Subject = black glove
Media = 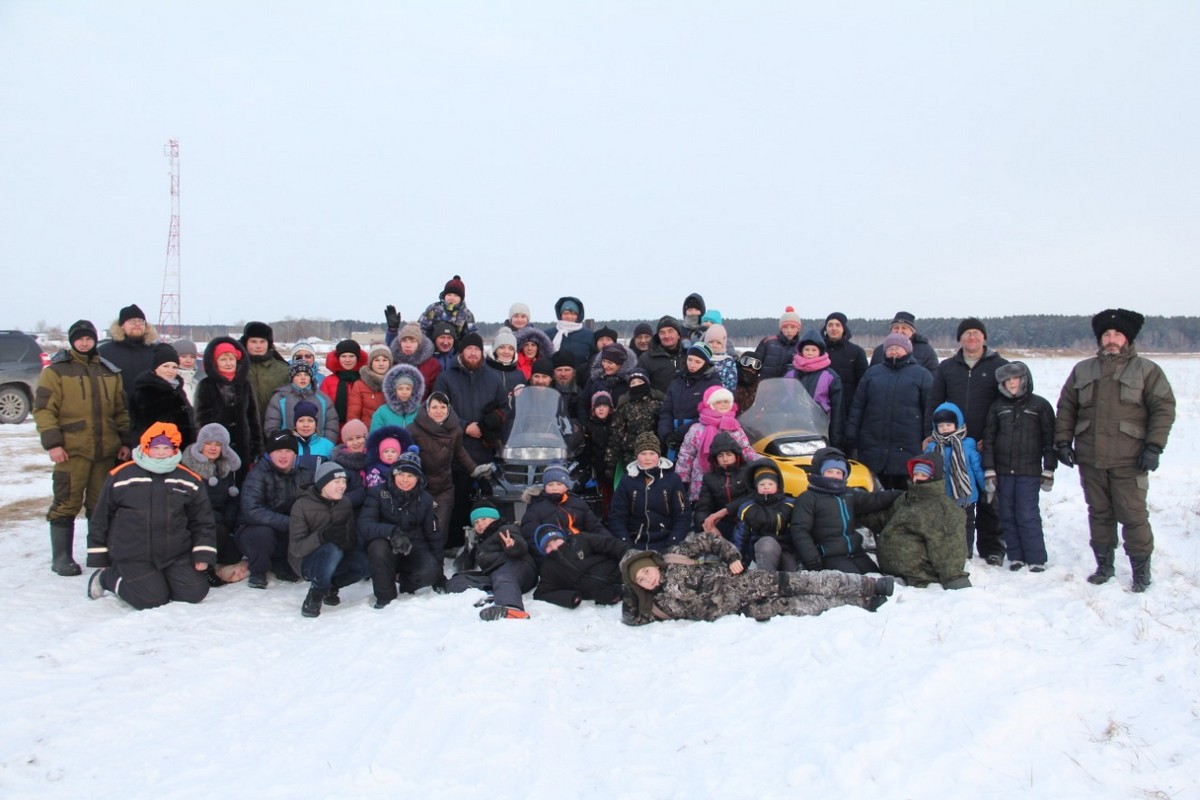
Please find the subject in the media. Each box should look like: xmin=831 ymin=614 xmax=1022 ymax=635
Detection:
xmin=664 ymin=431 xmax=683 ymax=453
xmin=1136 ymin=444 xmax=1162 ymax=473
xmin=384 ymin=304 xmax=401 ymax=330
xmin=389 ymin=531 xmax=413 ymax=555
xmin=1055 ymin=443 xmax=1076 ymax=469
xmin=432 ymin=573 xmax=449 ymax=593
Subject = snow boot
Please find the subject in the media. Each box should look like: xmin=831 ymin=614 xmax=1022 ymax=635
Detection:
xmin=871 ymin=576 xmax=895 ymax=597
xmin=1087 ymin=549 xmax=1116 ymax=585
xmin=1009 ymin=561 xmax=1026 ymax=572
xmin=1130 ymin=555 xmax=1152 ymax=593
xmin=323 ymin=587 xmax=341 ymax=606
xmin=248 ymin=573 xmax=268 ymax=589
xmin=87 ymin=568 xmax=108 ymax=599
xmin=301 ymin=588 xmax=326 ymax=617
xmin=479 ymin=605 xmax=529 ymax=621
xmin=866 ymin=594 xmax=889 ymax=612
xmin=50 ymin=519 xmax=82 ymax=576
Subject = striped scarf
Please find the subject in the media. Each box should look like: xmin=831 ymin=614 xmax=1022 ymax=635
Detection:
xmin=931 ymin=426 xmax=973 ymax=501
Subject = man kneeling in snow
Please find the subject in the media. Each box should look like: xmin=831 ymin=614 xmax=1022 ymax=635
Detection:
xmin=872 ymin=457 xmax=971 ymax=590
xmin=87 ymin=422 xmax=216 ymax=609
xmin=620 ymin=534 xmax=893 ymax=626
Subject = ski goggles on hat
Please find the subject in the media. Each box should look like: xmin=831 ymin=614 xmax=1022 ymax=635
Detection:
xmin=737 ymin=354 xmax=762 ymax=371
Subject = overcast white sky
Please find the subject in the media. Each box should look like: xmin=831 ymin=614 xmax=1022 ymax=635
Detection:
xmin=2 ymin=2 xmax=1196 ymax=331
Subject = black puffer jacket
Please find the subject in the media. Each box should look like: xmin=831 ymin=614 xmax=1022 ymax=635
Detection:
xmin=637 ymin=330 xmax=686 ymax=394
xmin=519 ymin=490 xmax=610 ymax=547
xmin=754 ymin=332 xmax=800 ymax=380
xmin=474 ymin=519 xmax=536 ymax=575
xmin=691 ymin=434 xmax=751 ymax=536
xmin=86 ymin=459 xmax=216 ymax=569
xmin=845 ymin=355 xmax=932 ymax=478
xmin=534 ymin=531 xmax=629 ymax=607
xmin=927 ymin=347 xmax=1009 ymax=439
xmin=288 ymin=487 xmax=357 ymax=575
xmin=236 ymin=455 xmax=314 ymax=534
xmin=609 ymin=461 xmax=690 ymax=552
xmin=790 ymin=470 xmax=900 ymax=570
xmin=870 ymin=334 xmax=939 ymax=376
xmin=357 ymin=482 xmax=440 ymax=556
xmin=728 ymin=461 xmax=795 ymax=565
xmin=129 ymin=370 xmax=195 ymax=448
xmin=657 ymin=367 xmax=721 ymax=444
xmin=983 ymin=368 xmax=1056 ymax=477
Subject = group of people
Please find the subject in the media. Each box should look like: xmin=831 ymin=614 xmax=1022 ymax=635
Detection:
xmin=33 ymin=284 xmax=1175 ymax=623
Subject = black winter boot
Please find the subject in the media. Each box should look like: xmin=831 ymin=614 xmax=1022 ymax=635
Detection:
xmin=871 ymin=576 xmax=895 ymax=597
xmin=50 ymin=519 xmax=82 ymax=576
xmin=1130 ymin=555 xmax=1152 ymax=593
xmin=1087 ymin=549 xmax=1116 ymax=585
xmin=301 ymin=588 xmax=325 ymax=617
xmin=323 ymin=587 xmax=341 ymax=606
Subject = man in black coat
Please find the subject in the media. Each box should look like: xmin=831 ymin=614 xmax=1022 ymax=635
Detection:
xmin=234 ymin=431 xmax=314 ymax=588
xmin=98 ymin=303 xmax=159 ymax=407
xmin=926 ymin=317 xmax=1009 ymax=564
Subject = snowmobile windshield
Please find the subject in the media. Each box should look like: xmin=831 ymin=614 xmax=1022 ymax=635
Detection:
xmin=502 ymin=386 xmax=567 ymax=461
xmin=738 ymin=378 xmax=829 ymax=443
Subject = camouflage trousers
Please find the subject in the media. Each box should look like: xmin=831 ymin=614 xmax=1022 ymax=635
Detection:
xmin=656 ymin=567 xmax=875 ymax=622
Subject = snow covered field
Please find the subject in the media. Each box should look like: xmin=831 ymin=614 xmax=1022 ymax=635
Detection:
xmin=1 ymin=357 xmax=1197 ymax=799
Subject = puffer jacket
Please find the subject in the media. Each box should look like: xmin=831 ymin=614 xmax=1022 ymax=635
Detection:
xmin=474 ymin=519 xmax=535 ymax=575
xmin=790 ymin=474 xmax=900 ymax=571
xmin=875 ymin=474 xmax=969 ymax=589
xmin=692 ymin=446 xmax=752 ymax=537
xmin=753 ymin=331 xmax=800 ymax=380
xmin=86 ymin=457 xmax=216 ymax=569
xmin=519 ymin=489 xmax=611 ymax=547
xmin=534 ymin=531 xmax=629 ymax=607
xmin=582 ymin=345 xmax=638 ymax=410
xmin=288 ymin=487 xmax=357 ymax=575
xmin=432 ymin=358 xmax=510 ymax=464
xmin=657 ymin=367 xmax=722 ymax=444
xmin=34 ymin=348 xmax=129 ymax=459
xmin=357 ymin=481 xmax=440 ymax=556
xmin=97 ymin=320 xmax=159 ymax=405
xmin=608 ymin=460 xmax=690 ymax=552
xmin=515 ymin=326 xmax=555 ymax=380
xmin=923 ymin=401 xmax=987 ymax=504
xmin=983 ymin=372 xmax=1057 ymax=477
xmin=544 ymin=296 xmax=596 ymax=372
xmin=926 ymin=347 xmax=1009 ymax=439
xmin=263 ymin=382 xmax=340 ymax=441
xmin=347 ymin=365 xmax=389 ymax=428
xmin=824 ymin=327 xmax=868 ymax=405
xmin=870 ymin=334 xmax=939 ymax=376
xmin=729 ymin=461 xmax=795 ymax=565
xmin=181 ymin=441 xmax=242 ymax=532
xmin=320 ymin=347 xmax=366 ymax=422
xmin=1054 ymin=346 xmax=1176 ymax=469
xmin=845 ymin=354 xmax=932 ymax=477
xmin=637 ymin=330 xmax=687 ymax=394
xmin=362 ymin=424 xmax=417 ymax=488
xmin=236 ymin=454 xmax=314 ymax=534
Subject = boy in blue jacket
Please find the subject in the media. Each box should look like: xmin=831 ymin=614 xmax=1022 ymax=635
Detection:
xmin=925 ymin=402 xmax=989 ymax=561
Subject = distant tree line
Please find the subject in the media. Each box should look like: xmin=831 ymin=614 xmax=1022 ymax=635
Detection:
xmin=167 ymin=314 xmax=1200 ymax=352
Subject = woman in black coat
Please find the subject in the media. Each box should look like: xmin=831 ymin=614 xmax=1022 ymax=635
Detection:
xmin=129 ymin=343 xmax=195 ymax=448
xmin=194 ymin=337 xmax=264 ymax=486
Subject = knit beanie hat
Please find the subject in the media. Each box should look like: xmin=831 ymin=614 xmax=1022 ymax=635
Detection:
xmin=213 ymin=341 xmax=242 ymax=362
xmin=493 ymin=328 xmax=518 ymax=352
xmin=392 ymin=445 xmax=424 ymax=478
xmin=703 ymin=324 xmax=727 ymax=345
xmin=932 ymin=408 xmax=958 ymax=427
xmin=293 ymin=400 xmax=319 ymax=424
xmin=624 ymin=552 xmax=659 ymax=583
xmin=379 ymin=437 xmax=402 ymax=455
xmin=634 ymin=431 xmax=661 ymax=456
xmin=470 ymin=503 xmax=501 ymax=525
xmin=820 ymin=458 xmax=849 ymax=476
xmin=441 ymin=275 xmax=466 ymax=300
xmin=910 ymin=460 xmax=935 ymax=480
xmin=752 ymin=463 xmax=780 ymax=490
xmin=335 ymin=339 xmax=362 ymax=358
xmin=393 ymin=370 xmax=416 ymax=388
xmin=152 ymin=343 xmax=179 ymax=368
xmin=542 ymin=463 xmax=571 ymax=487
xmin=174 ymin=339 xmax=198 ymax=357
xmin=591 ymin=391 xmax=613 ymax=411
xmin=705 ymin=387 xmax=734 ymax=409
xmin=701 ymin=309 xmax=723 ymax=325
xmin=118 ymin=304 xmax=147 ymax=325
xmin=593 ymin=326 xmax=619 ymax=345
xmin=288 ymin=362 xmax=315 ymax=380
xmin=552 ymin=351 xmax=576 ymax=370
xmin=340 ymin=419 xmax=368 ymax=441
xmin=265 ymin=430 xmax=299 ymax=454
xmin=779 ymin=306 xmax=802 ymax=328
xmin=456 ymin=332 xmax=484 ymax=354
xmin=398 ymin=322 xmax=424 ymax=343
xmin=290 ymin=342 xmax=317 ymax=360
xmin=890 ymin=311 xmax=917 ymax=330
xmin=687 ymin=342 xmax=714 ymax=368
xmin=824 ymin=312 xmax=849 ymax=332
xmin=313 ymin=461 xmax=347 ymax=493
xmin=430 ymin=321 xmax=457 ymax=342
xmin=535 ymin=525 xmax=566 ymax=555
xmin=508 ymin=302 xmax=531 ymax=320
xmin=531 ymin=358 xmax=555 ymax=378
xmin=633 ymin=322 xmax=654 ymax=338
xmin=368 ymin=345 xmax=393 ymax=366
xmin=558 ymin=298 xmax=581 ymax=317
xmin=627 ymin=367 xmax=650 ymax=386
xmin=956 ymin=318 xmax=987 ymax=341
xmin=882 ymin=333 xmax=913 ymax=354
xmin=600 ymin=343 xmax=627 ymax=365
xmin=68 ymin=319 xmax=99 ymax=347
xmin=656 ymin=316 xmax=683 ymax=337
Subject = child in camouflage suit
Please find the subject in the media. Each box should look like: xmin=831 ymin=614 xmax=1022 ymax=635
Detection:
xmin=620 ymin=533 xmax=893 ymax=625
xmin=874 ymin=457 xmax=971 ymax=589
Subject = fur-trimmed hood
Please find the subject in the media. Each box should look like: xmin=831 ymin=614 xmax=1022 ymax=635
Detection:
xmin=390 ymin=331 xmax=436 ymax=368
xmin=381 ymin=363 xmax=426 ymax=416
xmin=516 ymin=325 xmax=555 ymax=356
xmin=107 ymin=319 xmax=160 ymax=345
xmin=201 ymin=336 xmax=251 ymax=383
xmin=364 ymin=424 xmax=417 ymax=476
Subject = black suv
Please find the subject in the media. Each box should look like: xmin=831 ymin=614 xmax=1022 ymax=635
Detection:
xmin=0 ymin=331 xmax=48 ymax=424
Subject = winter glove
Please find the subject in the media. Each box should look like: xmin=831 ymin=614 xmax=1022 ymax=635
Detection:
xmin=389 ymin=531 xmax=413 ymax=555
xmin=1055 ymin=443 xmax=1076 ymax=469
xmin=432 ymin=573 xmax=449 ymax=593
xmin=384 ymin=304 xmax=401 ymax=329
xmin=471 ymin=463 xmax=494 ymax=479
xmin=664 ymin=431 xmax=684 ymax=454
xmin=1136 ymin=444 xmax=1162 ymax=473
xmin=1040 ymin=470 xmax=1054 ymax=493
xmin=983 ymin=471 xmax=997 ymax=505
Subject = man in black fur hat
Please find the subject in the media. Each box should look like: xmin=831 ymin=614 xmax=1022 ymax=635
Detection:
xmin=1054 ymin=308 xmax=1175 ymax=593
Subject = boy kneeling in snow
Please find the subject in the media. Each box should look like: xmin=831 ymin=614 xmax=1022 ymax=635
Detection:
xmin=288 ymin=462 xmax=369 ymax=617
xmin=620 ymin=533 xmax=893 ymax=626
xmin=532 ymin=525 xmax=630 ymax=608
xmin=445 ymin=502 xmax=537 ymax=620
xmin=873 ymin=457 xmax=971 ymax=590
xmin=87 ymin=422 xmax=217 ymax=609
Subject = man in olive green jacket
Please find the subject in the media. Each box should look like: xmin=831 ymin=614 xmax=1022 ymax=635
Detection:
xmin=34 ymin=320 xmax=131 ymax=576
xmin=1055 ymin=309 xmax=1175 ymax=593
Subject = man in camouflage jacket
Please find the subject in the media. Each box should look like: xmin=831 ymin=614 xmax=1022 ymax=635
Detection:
xmin=873 ymin=457 xmax=971 ymax=590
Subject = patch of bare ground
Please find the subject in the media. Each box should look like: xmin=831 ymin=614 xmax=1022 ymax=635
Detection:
xmin=0 ymin=497 xmax=47 ymax=529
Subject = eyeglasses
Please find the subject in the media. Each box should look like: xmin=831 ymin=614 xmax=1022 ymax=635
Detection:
xmin=294 ymin=354 xmax=315 ymax=361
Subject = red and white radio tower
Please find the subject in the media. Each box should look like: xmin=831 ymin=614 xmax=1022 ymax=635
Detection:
xmin=158 ymin=138 xmax=182 ymax=336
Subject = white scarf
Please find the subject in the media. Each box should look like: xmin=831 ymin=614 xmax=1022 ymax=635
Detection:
xmin=552 ymin=320 xmax=583 ymax=351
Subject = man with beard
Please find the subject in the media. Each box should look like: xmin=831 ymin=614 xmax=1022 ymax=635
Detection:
xmin=1055 ymin=309 xmax=1175 ymax=593
xmin=98 ymin=303 xmax=158 ymax=407
xmin=35 ymin=320 xmax=131 ymax=576
xmin=433 ymin=332 xmax=509 ymax=543
xmin=638 ymin=316 xmax=687 ymax=394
